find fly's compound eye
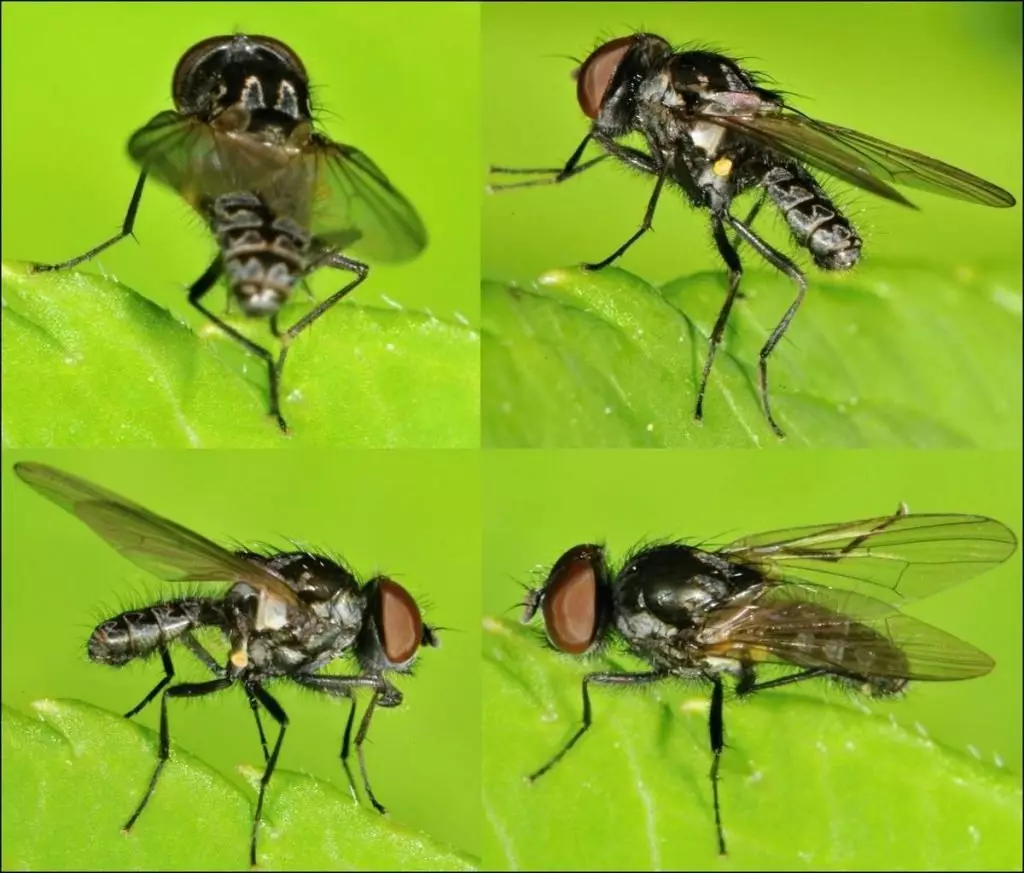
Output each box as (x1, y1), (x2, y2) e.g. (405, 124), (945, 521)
(575, 35), (638, 119)
(369, 577), (423, 665)
(540, 545), (604, 654)
(173, 33), (307, 113)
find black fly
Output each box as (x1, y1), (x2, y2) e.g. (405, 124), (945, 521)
(33, 34), (427, 433)
(521, 504), (1016, 853)
(13, 461), (440, 867)
(489, 33), (1016, 437)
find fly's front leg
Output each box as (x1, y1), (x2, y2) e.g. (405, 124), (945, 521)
(291, 672), (387, 810)
(723, 211), (807, 438)
(529, 670), (668, 782)
(488, 133), (602, 191)
(33, 171), (148, 273)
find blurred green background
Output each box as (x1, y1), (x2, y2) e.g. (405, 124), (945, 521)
(482, 450), (1022, 839)
(1, 450), (481, 861)
(1, 1), (480, 324)
(482, 1), (1022, 282)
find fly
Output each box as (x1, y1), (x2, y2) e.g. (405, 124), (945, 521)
(33, 34), (427, 433)
(521, 504), (1016, 853)
(13, 461), (440, 866)
(489, 33), (1016, 437)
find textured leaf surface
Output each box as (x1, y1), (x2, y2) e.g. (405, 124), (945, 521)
(482, 618), (1023, 871)
(1, 262), (479, 448)
(481, 264), (1021, 448)
(0, 700), (477, 871)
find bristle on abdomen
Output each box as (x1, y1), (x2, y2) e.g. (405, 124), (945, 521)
(762, 165), (861, 271)
(88, 598), (223, 665)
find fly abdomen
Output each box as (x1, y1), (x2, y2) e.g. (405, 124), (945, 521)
(762, 165), (861, 271)
(212, 192), (312, 316)
(88, 598), (224, 666)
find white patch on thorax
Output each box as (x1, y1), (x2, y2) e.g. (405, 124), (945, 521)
(690, 122), (726, 157)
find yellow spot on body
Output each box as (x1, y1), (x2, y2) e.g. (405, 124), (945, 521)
(231, 649), (249, 669)
(713, 157), (733, 177)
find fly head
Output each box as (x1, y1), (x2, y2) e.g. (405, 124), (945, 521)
(575, 33), (672, 135)
(356, 577), (438, 674)
(173, 34), (313, 128)
(523, 544), (613, 656)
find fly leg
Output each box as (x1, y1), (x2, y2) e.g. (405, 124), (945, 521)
(290, 673), (390, 811)
(271, 250), (369, 432)
(186, 259), (285, 432)
(124, 676), (232, 834)
(179, 632), (268, 761)
(583, 161), (669, 271)
(723, 211), (807, 438)
(735, 667), (831, 696)
(32, 171), (148, 273)
(123, 646), (175, 720)
(489, 133), (603, 191)
(695, 215), (744, 424)
(529, 670), (668, 782)
(708, 675), (727, 855)
(247, 683), (288, 869)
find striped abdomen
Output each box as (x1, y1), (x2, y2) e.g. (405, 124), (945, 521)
(762, 165), (861, 271)
(88, 598), (224, 666)
(212, 192), (312, 316)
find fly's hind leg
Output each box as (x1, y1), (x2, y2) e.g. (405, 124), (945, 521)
(32, 171), (148, 273)
(186, 258), (285, 432)
(271, 248), (369, 428)
(723, 211), (807, 438)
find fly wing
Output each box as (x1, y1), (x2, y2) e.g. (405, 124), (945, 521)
(128, 113), (428, 261)
(307, 134), (428, 262)
(14, 462), (299, 605)
(717, 511), (1017, 604)
(696, 105), (1016, 208)
(128, 111), (317, 220)
(699, 582), (994, 681)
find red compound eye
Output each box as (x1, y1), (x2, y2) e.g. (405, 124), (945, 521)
(542, 546), (602, 654)
(576, 36), (637, 119)
(373, 578), (423, 664)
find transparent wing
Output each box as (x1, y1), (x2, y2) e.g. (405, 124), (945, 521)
(13, 462), (299, 605)
(698, 106), (1016, 208)
(309, 134), (427, 262)
(128, 113), (427, 262)
(128, 111), (316, 219)
(717, 511), (1017, 604)
(699, 582), (994, 680)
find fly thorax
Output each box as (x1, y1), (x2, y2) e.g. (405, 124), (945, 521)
(212, 192), (311, 315)
(327, 590), (366, 650)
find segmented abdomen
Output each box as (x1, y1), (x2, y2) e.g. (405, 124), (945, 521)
(762, 165), (861, 270)
(211, 192), (312, 316)
(88, 598), (224, 666)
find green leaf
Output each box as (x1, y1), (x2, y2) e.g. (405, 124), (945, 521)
(481, 264), (1021, 448)
(483, 617), (1023, 871)
(1, 700), (477, 871)
(1, 262), (479, 448)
